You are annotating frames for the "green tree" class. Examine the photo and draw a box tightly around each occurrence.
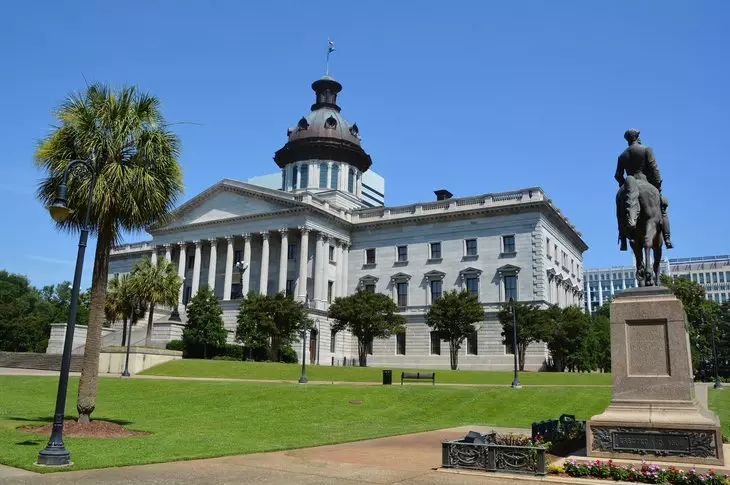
[425,290,485,370]
[131,256,181,345]
[35,84,183,422]
[328,291,406,367]
[592,313,611,372]
[540,306,593,372]
[0,271,56,352]
[183,287,227,359]
[104,273,146,346]
[660,275,707,325]
[497,302,543,371]
[235,292,308,361]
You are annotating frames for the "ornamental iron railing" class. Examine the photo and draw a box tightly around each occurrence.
[441,439,546,476]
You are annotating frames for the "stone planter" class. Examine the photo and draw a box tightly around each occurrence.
[98,347,182,375]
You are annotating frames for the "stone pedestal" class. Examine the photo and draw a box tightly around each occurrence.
[587,287,724,465]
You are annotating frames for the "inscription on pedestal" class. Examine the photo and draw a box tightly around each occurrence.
[592,427,717,458]
[613,432,690,453]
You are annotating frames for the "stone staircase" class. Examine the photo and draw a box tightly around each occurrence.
[0,351,84,372]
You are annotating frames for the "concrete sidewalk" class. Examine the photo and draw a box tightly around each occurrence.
[0,426,529,485]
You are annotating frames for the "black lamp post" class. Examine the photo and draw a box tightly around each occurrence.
[299,297,309,384]
[122,298,136,377]
[703,311,723,390]
[37,157,96,467]
[236,261,248,298]
[509,297,522,389]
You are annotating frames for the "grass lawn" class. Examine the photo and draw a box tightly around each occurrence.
[141,359,614,386]
[0,375,615,472]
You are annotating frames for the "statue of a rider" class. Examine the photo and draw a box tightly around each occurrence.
[616,128,673,251]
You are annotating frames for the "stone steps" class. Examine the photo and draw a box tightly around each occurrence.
[0,351,83,372]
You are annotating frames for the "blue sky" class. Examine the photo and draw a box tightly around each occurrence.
[1,1,728,289]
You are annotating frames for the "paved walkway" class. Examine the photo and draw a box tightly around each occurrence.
[0,426,531,485]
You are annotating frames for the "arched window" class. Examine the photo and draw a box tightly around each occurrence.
[348,168,355,193]
[330,163,339,189]
[319,162,328,188]
[292,165,298,189]
[300,163,309,188]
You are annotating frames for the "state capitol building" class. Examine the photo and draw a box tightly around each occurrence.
[109,75,587,370]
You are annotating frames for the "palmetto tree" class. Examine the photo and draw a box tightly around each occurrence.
[105,274,133,345]
[131,257,180,345]
[35,83,182,422]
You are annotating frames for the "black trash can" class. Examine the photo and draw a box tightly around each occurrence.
[382,369,393,385]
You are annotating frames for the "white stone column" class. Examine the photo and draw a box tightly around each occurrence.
[177,242,187,306]
[425,277,432,306]
[314,233,326,307]
[609,277,615,299]
[223,236,234,301]
[297,227,310,301]
[207,238,218,292]
[150,247,158,266]
[334,240,343,297]
[164,244,172,262]
[191,240,203,297]
[342,243,349,296]
[598,278,604,307]
[278,228,288,294]
[259,231,270,295]
[586,281,592,314]
[242,233,252,296]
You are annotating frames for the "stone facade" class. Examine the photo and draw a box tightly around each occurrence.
[108,75,587,370]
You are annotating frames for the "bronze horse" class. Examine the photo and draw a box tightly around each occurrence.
[627,181,664,286]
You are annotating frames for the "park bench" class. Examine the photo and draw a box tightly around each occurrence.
[400,371,435,385]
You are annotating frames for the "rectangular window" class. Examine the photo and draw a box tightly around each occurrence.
[234,250,242,264]
[348,168,355,193]
[397,245,408,262]
[502,235,515,253]
[571,259,575,274]
[330,163,339,189]
[467,331,478,355]
[430,279,442,302]
[712,272,718,283]
[329,245,335,262]
[300,164,309,188]
[330,330,336,353]
[187,255,194,269]
[397,282,408,307]
[554,244,558,262]
[396,333,406,355]
[430,242,442,260]
[366,248,376,265]
[319,162,328,188]
[327,281,333,303]
[465,238,478,256]
[699,273,705,284]
[720,272,726,283]
[430,331,441,355]
[466,277,479,298]
[365,283,376,293]
[292,166,298,188]
[726,272,730,283]
[287,244,296,260]
[504,275,518,301]
[285,279,295,297]
[546,238,551,257]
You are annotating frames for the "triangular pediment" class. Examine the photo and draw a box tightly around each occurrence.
[152,180,302,231]
[496,264,521,274]
[390,272,412,281]
[459,267,482,276]
[424,270,446,279]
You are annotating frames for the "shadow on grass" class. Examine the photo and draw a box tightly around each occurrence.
[8,416,134,426]
[15,439,42,446]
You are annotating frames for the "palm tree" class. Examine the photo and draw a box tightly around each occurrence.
[131,257,180,345]
[105,274,135,346]
[35,84,182,422]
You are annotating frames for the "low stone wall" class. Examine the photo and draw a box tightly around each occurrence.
[150,322,185,346]
[98,347,183,375]
[0,351,83,372]
[46,324,116,355]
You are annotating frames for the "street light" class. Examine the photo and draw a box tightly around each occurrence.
[509,297,522,389]
[235,261,248,298]
[122,298,136,378]
[703,311,723,390]
[299,297,309,384]
[38,157,96,467]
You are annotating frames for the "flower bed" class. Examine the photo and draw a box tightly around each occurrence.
[551,459,730,485]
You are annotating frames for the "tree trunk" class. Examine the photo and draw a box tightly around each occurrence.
[203,343,207,359]
[518,342,527,371]
[358,340,368,367]
[449,340,459,370]
[145,301,156,346]
[120,316,128,347]
[77,227,111,423]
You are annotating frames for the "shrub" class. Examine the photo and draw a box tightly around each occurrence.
[166,340,184,352]
[217,343,244,360]
[279,344,298,363]
[211,356,239,361]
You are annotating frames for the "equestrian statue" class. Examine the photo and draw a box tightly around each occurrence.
[615,129,673,287]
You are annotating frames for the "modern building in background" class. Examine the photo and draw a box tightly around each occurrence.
[584,254,730,313]
[107,74,587,370]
